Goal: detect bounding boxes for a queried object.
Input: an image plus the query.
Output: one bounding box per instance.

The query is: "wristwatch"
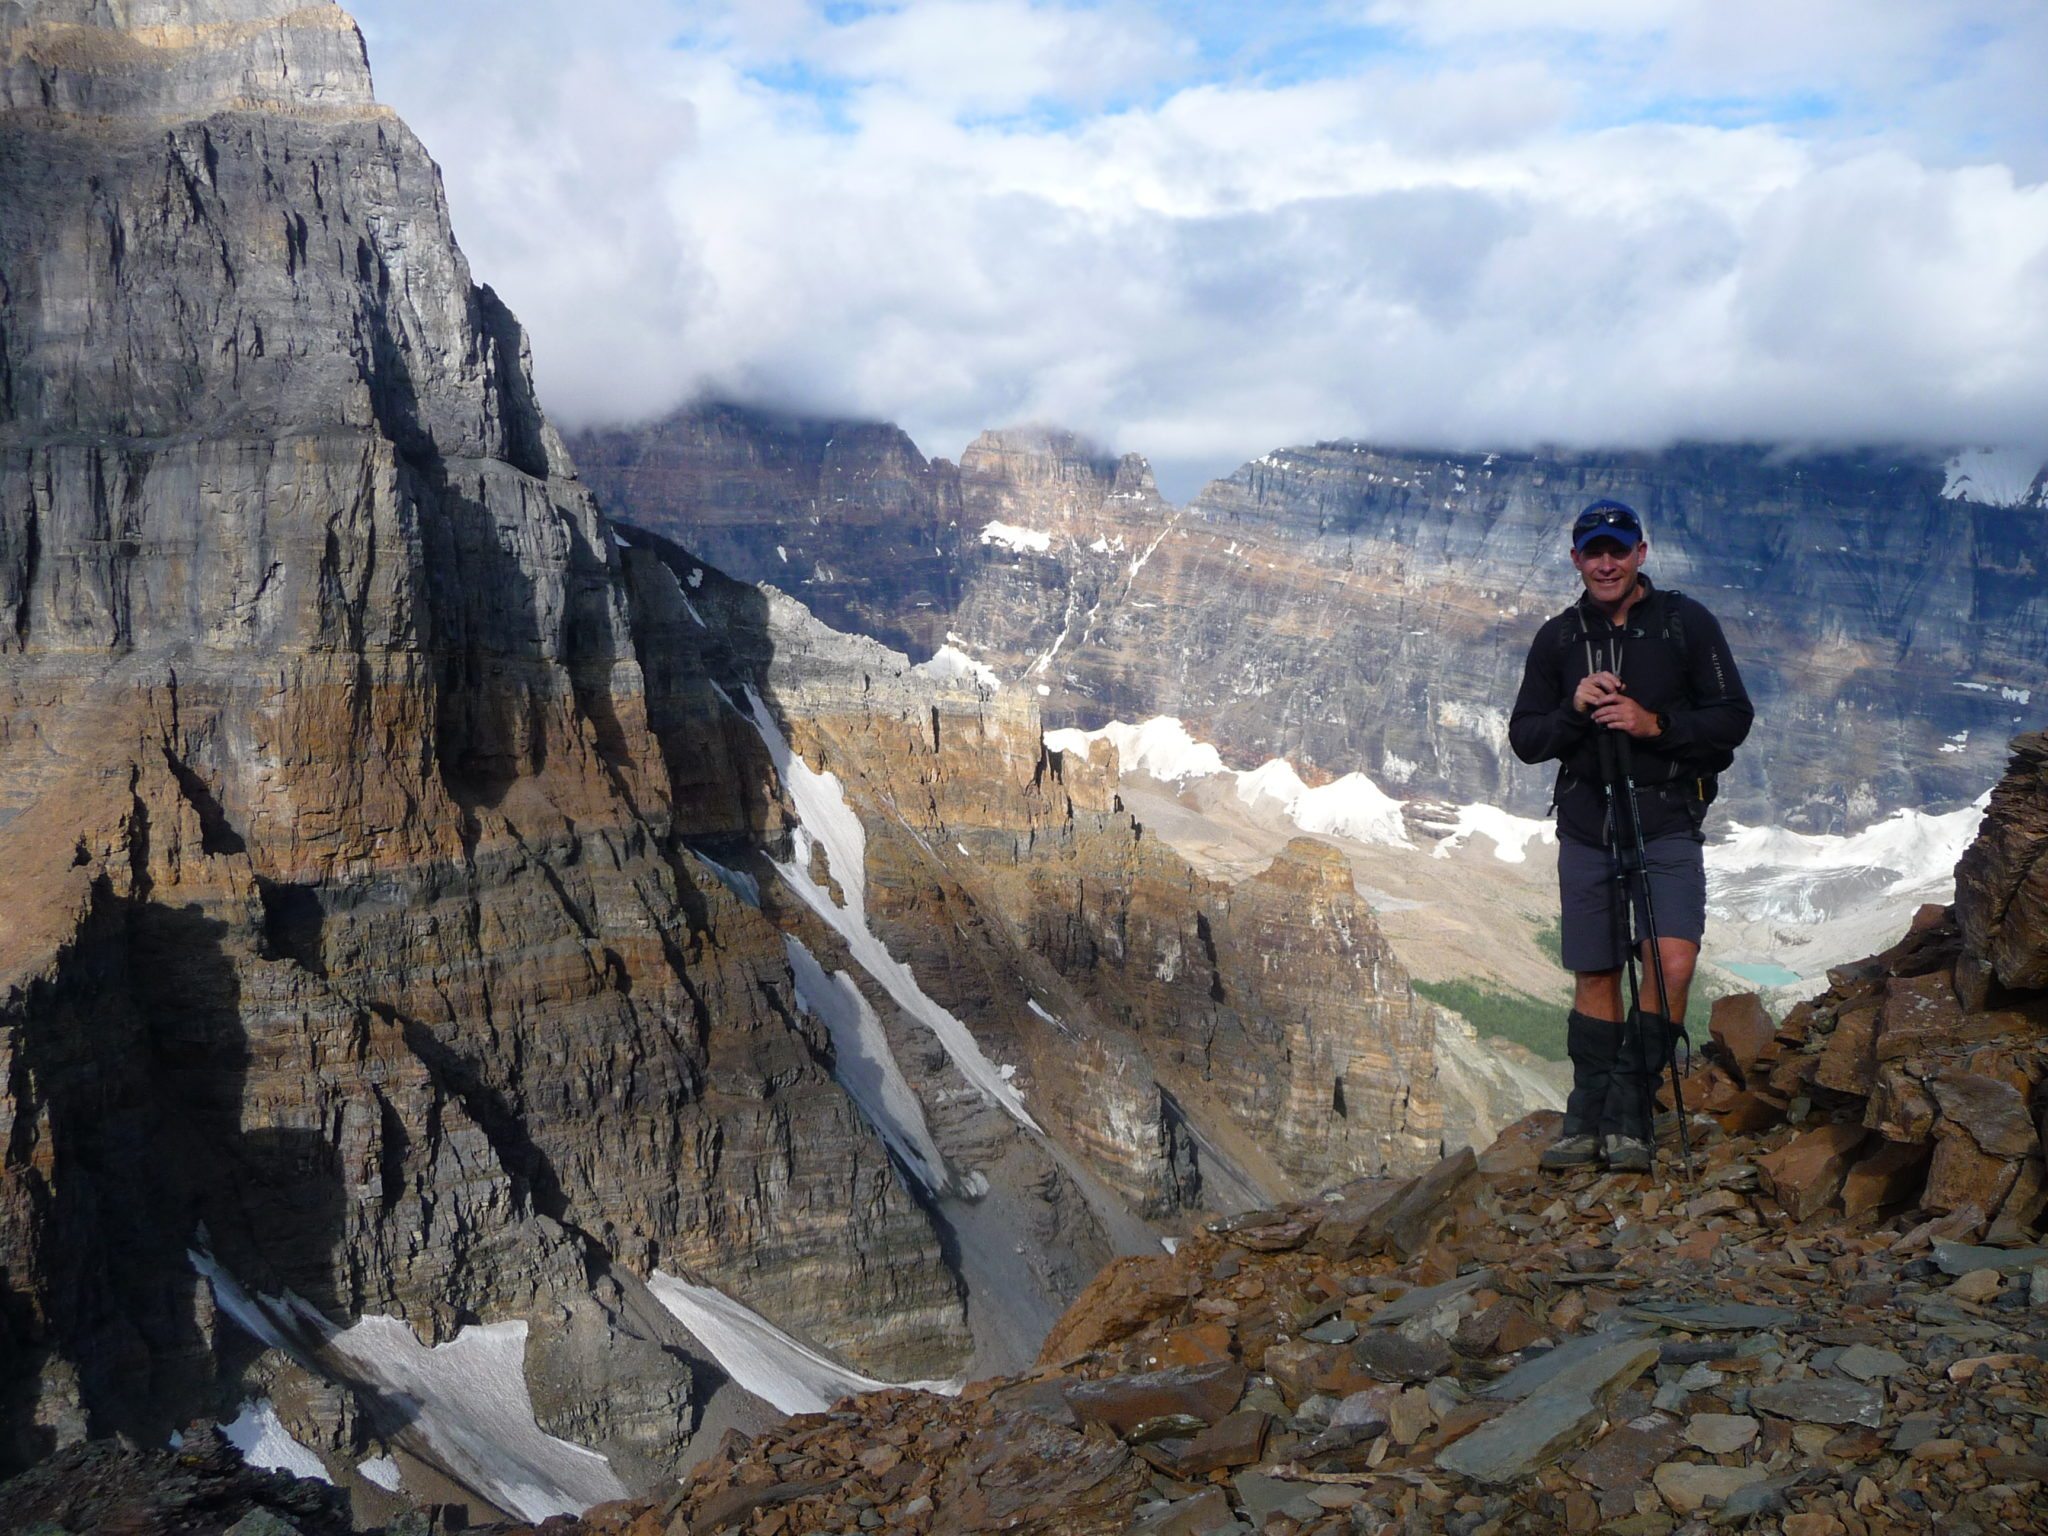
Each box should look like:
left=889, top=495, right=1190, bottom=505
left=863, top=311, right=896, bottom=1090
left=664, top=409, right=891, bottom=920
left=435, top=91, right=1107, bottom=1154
left=1654, top=710, right=1671, bottom=738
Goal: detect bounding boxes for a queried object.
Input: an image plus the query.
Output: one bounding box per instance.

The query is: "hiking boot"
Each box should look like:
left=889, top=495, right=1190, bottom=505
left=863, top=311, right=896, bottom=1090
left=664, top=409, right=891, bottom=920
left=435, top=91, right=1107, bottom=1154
left=1602, top=1134, right=1652, bottom=1173
left=1538, top=1133, right=1601, bottom=1170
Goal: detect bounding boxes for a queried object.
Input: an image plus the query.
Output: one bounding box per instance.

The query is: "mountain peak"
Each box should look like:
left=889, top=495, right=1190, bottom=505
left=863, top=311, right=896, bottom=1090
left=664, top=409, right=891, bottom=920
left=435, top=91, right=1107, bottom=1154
left=1, top=0, right=377, bottom=123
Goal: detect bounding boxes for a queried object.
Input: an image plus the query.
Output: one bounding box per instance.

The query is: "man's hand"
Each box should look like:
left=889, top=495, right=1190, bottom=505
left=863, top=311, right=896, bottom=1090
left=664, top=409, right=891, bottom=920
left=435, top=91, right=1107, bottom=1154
left=1572, top=670, right=1623, bottom=715
left=1576, top=671, right=1663, bottom=737
left=1592, top=693, right=1663, bottom=738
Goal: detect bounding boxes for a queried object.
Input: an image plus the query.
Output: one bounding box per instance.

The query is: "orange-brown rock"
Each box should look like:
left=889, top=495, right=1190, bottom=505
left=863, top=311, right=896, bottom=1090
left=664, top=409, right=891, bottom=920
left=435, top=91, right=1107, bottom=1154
left=1758, top=1124, right=1866, bottom=1221
left=1840, top=1140, right=1931, bottom=1218
left=1923, top=1128, right=2023, bottom=1217
left=1929, top=1068, right=2038, bottom=1157
left=1708, top=994, right=1777, bottom=1085
left=1814, top=1002, right=1882, bottom=1096
left=1036, top=1256, right=1195, bottom=1366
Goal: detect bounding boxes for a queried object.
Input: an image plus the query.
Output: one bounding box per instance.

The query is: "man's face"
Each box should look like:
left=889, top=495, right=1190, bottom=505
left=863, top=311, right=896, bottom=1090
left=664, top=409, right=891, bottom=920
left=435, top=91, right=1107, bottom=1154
left=1571, top=536, right=1647, bottom=606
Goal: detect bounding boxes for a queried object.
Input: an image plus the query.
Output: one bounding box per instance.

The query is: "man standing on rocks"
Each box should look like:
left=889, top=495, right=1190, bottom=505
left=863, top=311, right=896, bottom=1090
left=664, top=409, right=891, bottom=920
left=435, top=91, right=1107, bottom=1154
left=1509, top=500, right=1753, bottom=1172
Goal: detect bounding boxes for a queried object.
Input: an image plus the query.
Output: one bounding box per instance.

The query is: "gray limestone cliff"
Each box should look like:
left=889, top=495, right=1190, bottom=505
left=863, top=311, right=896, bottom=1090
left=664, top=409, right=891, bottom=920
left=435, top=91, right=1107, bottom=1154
left=0, top=0, right=961, bottom=1502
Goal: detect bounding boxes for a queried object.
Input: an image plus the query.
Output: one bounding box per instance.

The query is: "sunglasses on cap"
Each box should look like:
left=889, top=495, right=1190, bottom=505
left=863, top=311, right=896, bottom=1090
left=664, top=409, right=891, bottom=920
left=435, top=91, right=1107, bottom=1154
left=1572, top=500, right=1642, bottom=550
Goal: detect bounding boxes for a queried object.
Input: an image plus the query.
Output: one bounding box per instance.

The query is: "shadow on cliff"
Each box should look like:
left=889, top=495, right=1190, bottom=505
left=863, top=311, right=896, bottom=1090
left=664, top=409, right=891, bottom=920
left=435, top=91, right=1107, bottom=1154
left=0, top=885, right=346, bottom=1476
left=614, top=523, right=785, bottom=847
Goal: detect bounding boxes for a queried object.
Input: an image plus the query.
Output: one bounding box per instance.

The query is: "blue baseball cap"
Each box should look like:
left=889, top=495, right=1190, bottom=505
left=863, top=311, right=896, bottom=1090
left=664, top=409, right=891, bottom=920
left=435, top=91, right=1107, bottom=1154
left=1572, top=499, right=1642, bottom=552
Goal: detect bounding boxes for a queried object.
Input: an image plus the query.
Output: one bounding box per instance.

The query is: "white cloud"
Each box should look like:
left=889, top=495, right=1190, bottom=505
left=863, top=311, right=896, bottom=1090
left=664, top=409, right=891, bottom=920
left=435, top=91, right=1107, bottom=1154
left=349, top=1, right=2048, bottom=496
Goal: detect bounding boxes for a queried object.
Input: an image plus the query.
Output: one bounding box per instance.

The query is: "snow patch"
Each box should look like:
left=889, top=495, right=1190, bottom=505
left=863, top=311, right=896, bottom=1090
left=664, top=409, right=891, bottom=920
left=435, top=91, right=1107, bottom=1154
left=191, top=1252, right=623, bottom=1522
left=979, top=520, right=1052, bottom=554
left=1941, top=447, right=2044, bottom=507
left=222, top=1400, right=331, bottom=1484
left=1236, top=759, right=1411, bottom=848
left=687, top=567, right=704, bottom=588
left=681, top=594, right=708, bottom=627
left=323, top=1317, right=624, bottom=1523
left=776, top=545, right=788, bottom=562
left=647, top=1274, right=960, bottom=1416
left=1435, top=698, right=1511, bottom=758
left=741, top=688, right=1041, bottom=1132
left=1093, top=718, right=1227, bottom=784
left=1432, top=805, right=1556, bottom=865
left=609, top=530, right=630, bottom=551
left=784, top=935, right=951, bottom=1195
left=914, top=644, right=1001, bottom=692
left=359, top=1456, right=402, bottom=1492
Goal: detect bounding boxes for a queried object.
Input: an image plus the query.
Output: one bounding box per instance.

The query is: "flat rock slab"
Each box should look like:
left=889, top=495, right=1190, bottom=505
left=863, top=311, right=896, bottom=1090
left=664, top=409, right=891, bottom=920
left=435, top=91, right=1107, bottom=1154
left=1930, top=1069, right=2037, bottom=1157
left=1352, top=1332, right=1453, bottom=1383
left=1370, top=1269, right=1494, bottom=1326
left=1565, top=1411, right=1685, bottom=1491
left=1933, top=1240, right=2048, bottom=1276
left=1130, top=1488, right=1236, bottom=1536
left=1436, top=1389, right=1610, bottom=1484
left=1064, top=1362, right=1248, bottom=1435
left=1171, top=1411, right=1271, bottom=1477
left=1628, top=1301, right=1800, bottom=1331
left=1653, top=1461, right=1766, bottom=1514
left=1834, top=1344, right=1910, bottom=1382
left=1230, top=1471, right=1322, bottom=1524
left=1684, top=1413, right=1760, bottom=1454
left=1749, top=1379, right=1886, bottom=1428
left=1479, top=1324, right=1659, bottom=1401
left=1212, top=1210, right=1318, bottom=1253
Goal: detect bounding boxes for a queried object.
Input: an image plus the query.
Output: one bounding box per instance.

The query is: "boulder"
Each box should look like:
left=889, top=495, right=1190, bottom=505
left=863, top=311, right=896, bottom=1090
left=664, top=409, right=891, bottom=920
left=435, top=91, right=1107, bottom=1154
left=1758, top=1122, right=1867, bottom=1221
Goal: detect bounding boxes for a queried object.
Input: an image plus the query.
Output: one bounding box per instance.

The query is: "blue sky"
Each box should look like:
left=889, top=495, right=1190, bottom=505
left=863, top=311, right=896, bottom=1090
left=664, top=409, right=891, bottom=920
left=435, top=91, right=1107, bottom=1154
left=351, top=0, right=2048, bottom=496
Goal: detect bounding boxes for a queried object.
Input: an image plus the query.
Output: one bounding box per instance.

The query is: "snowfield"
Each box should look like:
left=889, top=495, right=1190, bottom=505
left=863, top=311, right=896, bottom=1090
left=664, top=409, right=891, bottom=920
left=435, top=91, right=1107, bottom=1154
left=785, top=934, right=953, bottom=1195
left=1049, top=717, right=1549, bottom=862
left=647, top=1274, right=961, bottom=1416
left=914, top=643, right=1001, bottom=692
left=1704, top=795, right=1990, bottom=925
left=189, top=1250, right=625, bottom=1522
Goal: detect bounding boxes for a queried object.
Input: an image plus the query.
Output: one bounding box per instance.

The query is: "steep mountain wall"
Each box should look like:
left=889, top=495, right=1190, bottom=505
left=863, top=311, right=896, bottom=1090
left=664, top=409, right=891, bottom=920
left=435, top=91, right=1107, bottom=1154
left=0, top=0, right=958, bottom=1481
left=0, top=1, right=1554, bottom=1507
left=574, top=413, right=2045, bottom=833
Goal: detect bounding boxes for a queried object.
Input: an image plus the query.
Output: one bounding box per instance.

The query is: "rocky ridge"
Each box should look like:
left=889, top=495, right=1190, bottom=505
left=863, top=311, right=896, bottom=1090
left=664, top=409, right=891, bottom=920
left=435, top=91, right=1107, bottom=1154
left=398, top=730, right=2048, bottom=1536
left=572, top=412, right=2046, bottom=834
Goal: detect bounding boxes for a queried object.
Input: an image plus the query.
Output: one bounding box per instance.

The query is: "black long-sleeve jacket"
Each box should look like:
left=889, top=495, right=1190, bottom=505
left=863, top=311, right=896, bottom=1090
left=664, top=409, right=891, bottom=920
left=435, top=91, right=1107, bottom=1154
left=1509, top=577, right=1754, bottom=846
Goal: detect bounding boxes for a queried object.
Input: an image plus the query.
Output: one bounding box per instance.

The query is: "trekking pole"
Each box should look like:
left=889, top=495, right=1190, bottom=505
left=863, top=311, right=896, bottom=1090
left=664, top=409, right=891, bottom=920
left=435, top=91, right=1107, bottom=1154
left=1612, top=731, right=1695, bottom=1178
left=1589, top=639, right=1651, bottom=1147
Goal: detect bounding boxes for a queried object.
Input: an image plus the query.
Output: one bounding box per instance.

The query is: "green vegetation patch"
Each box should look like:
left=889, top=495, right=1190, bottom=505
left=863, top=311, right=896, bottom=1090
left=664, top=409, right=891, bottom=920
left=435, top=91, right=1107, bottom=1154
left=1532, top=917, right=1563, bottom=968
left=1414, top=978, right=1568, bottom=1061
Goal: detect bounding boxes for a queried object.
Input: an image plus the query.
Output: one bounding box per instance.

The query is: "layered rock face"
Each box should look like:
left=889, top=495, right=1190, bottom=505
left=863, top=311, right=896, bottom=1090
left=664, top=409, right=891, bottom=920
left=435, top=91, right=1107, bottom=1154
left=621, top=540, right=1468, bottom=1215
left=0, top=4, right=1555, bottom=1508
left=575, top=413, right=2045, bottom=832
left=572, top=405, right=968, bottom=659
left=0, top=0, right=960, bottom=1483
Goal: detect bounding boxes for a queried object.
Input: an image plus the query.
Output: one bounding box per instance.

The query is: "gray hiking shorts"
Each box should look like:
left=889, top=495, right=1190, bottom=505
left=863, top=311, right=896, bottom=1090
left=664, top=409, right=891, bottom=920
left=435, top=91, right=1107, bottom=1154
left=1557, top=833, right=1706, bottom=973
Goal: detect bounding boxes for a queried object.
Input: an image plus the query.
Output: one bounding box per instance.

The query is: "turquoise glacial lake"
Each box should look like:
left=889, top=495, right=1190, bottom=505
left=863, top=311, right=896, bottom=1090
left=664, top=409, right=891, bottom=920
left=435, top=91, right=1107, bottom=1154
left=1722, top=961, right=1804, bottom=988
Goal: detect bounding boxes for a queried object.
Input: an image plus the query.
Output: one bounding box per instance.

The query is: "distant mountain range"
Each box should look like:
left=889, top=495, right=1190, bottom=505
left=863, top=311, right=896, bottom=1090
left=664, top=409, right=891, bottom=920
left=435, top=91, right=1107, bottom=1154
left=571, top=409, right=2045, bottom=834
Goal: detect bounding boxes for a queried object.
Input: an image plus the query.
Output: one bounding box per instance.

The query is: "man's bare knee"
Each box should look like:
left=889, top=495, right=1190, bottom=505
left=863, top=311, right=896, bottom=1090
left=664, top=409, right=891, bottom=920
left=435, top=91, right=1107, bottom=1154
left=1642, top=939, right=1700, bottom=1021
left=1573, top=969, right=1624, bottom=1022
